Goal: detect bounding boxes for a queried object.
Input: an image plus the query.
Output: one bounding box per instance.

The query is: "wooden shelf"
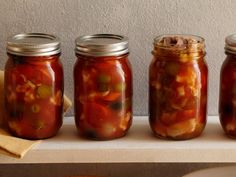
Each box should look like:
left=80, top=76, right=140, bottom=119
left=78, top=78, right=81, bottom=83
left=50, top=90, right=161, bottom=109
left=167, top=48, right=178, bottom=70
left=0, top=116, right=235, bottom=164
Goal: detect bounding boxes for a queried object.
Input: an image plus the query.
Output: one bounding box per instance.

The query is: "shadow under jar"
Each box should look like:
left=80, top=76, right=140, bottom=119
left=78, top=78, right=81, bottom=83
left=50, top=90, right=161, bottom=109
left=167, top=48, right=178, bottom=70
left=149, top=34, right=208, bottom=140
left=5, top=33, right=64, bottom=140
left=74, top=34, right=132, bottom=140
left=219, top=34, right=236, bottom=138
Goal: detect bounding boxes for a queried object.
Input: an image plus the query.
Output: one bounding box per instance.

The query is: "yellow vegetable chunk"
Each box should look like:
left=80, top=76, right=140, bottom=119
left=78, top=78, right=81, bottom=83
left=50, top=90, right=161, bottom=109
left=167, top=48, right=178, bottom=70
left=167, top=118, right=197, bottom=137
left=37, top=85, right=52, bottom=99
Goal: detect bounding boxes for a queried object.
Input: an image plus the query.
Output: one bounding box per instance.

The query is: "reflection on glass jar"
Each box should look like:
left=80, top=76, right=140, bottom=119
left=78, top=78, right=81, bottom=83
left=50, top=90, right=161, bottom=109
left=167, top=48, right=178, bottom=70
left=149, top=34, right=208, bottom=140
left=219, top=34, right=236, bottom=138
left=74, top=34, right=132, bottom=140
left=5, top=33, right=64, bottom=140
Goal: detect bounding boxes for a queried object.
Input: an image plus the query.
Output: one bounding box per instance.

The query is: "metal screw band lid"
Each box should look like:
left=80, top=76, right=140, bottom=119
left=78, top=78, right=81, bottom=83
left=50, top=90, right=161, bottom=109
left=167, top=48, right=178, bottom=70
left=75, top=34, right=129, bottom=56
left=7, top=33, right=61, bottom=56
left=225, top=34, right=236, bottom=54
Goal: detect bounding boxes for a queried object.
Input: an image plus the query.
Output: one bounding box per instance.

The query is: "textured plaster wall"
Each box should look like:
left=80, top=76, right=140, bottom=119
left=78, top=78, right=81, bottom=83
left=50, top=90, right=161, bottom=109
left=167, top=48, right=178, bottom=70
left=0, top=0, right=235, bottom=116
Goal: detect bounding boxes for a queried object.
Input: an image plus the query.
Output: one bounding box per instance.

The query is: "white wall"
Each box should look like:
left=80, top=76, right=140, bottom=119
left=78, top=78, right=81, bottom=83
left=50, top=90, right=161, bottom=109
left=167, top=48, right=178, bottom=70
left=0, top=0, right=234, bottom=116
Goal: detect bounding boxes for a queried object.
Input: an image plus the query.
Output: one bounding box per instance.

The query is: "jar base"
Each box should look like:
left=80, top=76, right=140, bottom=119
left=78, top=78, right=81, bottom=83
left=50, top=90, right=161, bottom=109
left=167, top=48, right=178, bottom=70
left=78, top=131, right=128, bottom=141
left=152, top=131, right=204, bottom=141
left=8, top=128, right=60, bottom=140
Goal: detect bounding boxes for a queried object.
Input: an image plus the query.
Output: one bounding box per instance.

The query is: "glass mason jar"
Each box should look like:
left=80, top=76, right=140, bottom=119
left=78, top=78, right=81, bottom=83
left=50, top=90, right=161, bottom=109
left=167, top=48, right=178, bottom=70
left=219, top=34, right=236, bottom=138
left=74, top=34, right=132, bottom=140
left=5, top=33, right=64, bottom=139
left=149, top=34, right=208, bottom=140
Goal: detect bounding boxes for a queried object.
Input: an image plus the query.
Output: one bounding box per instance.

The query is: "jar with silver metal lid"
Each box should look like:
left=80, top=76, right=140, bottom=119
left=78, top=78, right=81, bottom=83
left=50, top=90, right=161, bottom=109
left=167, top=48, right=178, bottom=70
left=5, top=33, right=64, bottom=139
left=219, top=34, right=236, bottom=138
left=74, top=34, right=132, bottom=140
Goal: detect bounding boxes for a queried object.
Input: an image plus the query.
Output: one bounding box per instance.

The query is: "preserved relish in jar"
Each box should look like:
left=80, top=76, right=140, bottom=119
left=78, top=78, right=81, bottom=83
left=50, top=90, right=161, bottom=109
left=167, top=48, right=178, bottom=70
left=5, top=33, right=64, bottom=139
left=74, top=34, right=132, bottom=140
left=149, top=34, right=208, bottom=140
left=219, top=34, right=236, bottom=138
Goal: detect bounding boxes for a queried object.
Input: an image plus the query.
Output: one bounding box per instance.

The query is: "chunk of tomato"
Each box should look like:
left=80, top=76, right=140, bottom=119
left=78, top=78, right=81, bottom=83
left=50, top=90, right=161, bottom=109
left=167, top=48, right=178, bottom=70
left=82, top=102, right=111, bottom=128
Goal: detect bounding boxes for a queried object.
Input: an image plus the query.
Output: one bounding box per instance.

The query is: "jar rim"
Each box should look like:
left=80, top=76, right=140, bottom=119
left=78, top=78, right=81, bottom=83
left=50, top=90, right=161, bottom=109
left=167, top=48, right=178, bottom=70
left=7, top=33, right=61, bottom=56
left=153, top=34, right=205, bottom=53
left=75, top=34, right=129, bottom=57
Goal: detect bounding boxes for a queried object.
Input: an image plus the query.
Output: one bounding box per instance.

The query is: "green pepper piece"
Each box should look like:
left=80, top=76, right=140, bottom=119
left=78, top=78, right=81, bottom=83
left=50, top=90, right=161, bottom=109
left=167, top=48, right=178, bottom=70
left=31, top=104, right=40, bottom=113
left=97, top=74, right=111, bottom=92
left=97, top=74, right=111, bottom=83
left=9, top=103, right=25, bottom=118
left=37, top=85, right=52, bottom=99
left=110, top=101, right=122, bottom=111
left=165, top=62, right=180, bottom=76
left=114, top=83, right=126, bottom=92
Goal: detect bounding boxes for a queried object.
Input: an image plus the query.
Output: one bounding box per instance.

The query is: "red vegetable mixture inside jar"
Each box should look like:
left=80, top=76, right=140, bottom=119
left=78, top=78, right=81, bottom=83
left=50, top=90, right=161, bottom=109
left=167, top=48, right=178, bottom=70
left=5, top=33, right=64, bottom=139
left=74, top=34, right=132, bottom=140
left=149, top=35, right=208, bottom=140
left=219, top=34, right=236, bottom=138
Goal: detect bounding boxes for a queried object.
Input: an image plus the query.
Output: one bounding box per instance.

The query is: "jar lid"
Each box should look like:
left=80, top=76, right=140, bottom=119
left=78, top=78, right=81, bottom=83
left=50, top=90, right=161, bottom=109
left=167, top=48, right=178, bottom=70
left=7, top=33, right=61, bottom=56
left=75, top=34, right=129, bottom=56
left=225, top=34, right=236, bottom=54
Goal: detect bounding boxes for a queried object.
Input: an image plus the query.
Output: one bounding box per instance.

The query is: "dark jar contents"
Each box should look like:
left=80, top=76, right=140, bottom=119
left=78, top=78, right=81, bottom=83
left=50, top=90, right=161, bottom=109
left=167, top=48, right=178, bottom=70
left=219, top=34, right=236, bottom=138
left=149, top=34, right=208, bottom=140
left=74, top=34, right=132, bottom=140
left=4, top=33, right=64, bottom=139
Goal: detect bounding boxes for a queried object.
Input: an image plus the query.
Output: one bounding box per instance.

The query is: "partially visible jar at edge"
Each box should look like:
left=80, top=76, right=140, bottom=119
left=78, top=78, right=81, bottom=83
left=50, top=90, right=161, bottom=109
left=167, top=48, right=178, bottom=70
left=219, top=34, right=236, bottom=138
left=149, top=34, right=208, bottom=140
left=74, top=34, right=132, bottom=140
left=5, top=33, right=64, bottom=140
